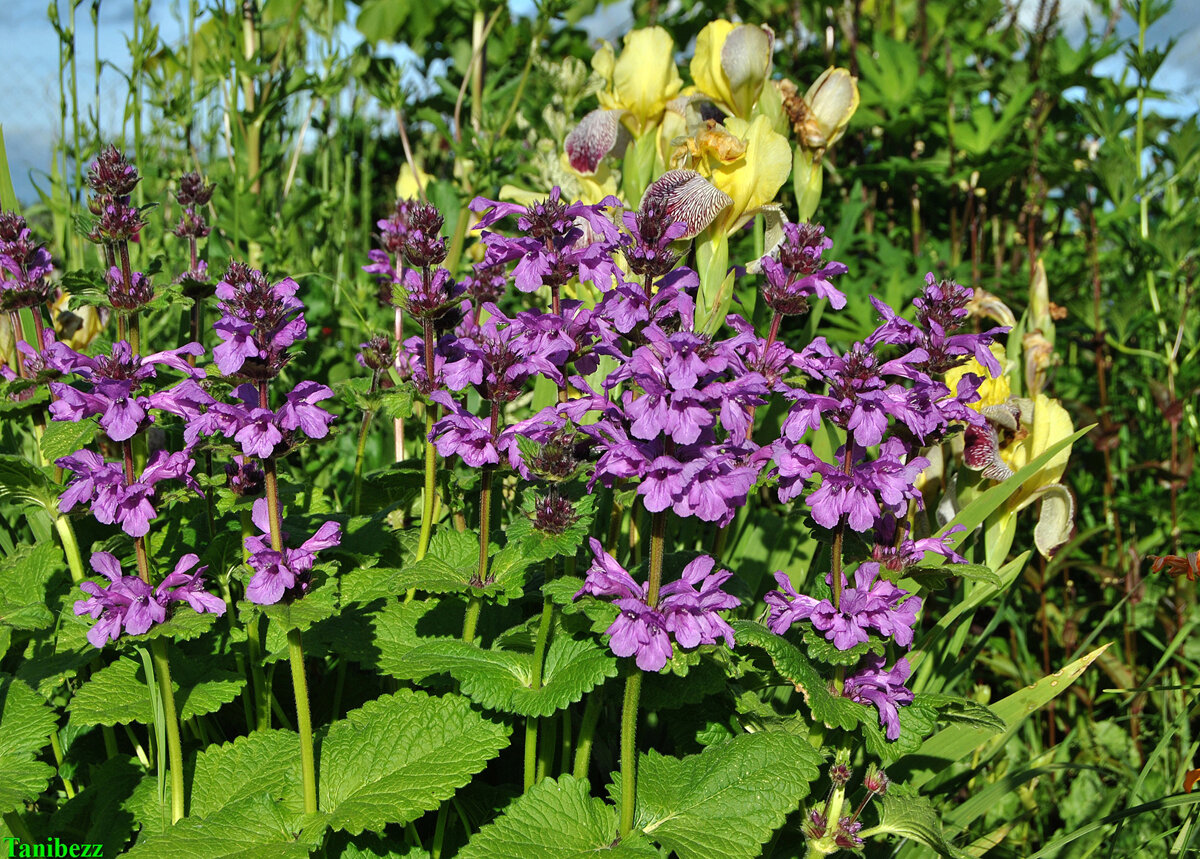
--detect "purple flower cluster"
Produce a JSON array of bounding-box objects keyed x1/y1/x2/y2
[
  {"x1": 212, "y1": 263, "x2": 307, "y2": 379},
  {"x1": 575, "y1": 539, "x2": 738, "y2": 671},
  {"x1": 85, "y1": 146, "x2": 147, "y2": 246},
  {"x1": 756, "y1": 222, "x2": 848, "y2": 315},
  {"x1": 47, "y1": 340, "x2": 204, "y2": 441},
  {"x1": 74, "y1": 552, "x2": 225, "y2": 648},
  {"x1": 242, "y1": 499, "x2": 341, "y2": 605},
  {"x1": 582, "y1": 325, "x2": 768, "y2": 527},
  {"x1": 58, "y1": 449, "x2": 199, "y2": 538},
  {"x1": 0, "y1": 212, "x2": 55, "y2": 312},
  {"x1": 470, "y1": 189, "x2": 622, "y2": 294},
  {"x1": 758, "y1": 274, "x2": 1005, "y2": 740},
  {"x1": 179, "y1": 380, "x2": 335, "y2": 460}
]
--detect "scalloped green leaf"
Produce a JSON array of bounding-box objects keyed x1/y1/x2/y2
[
  {"x1": 190, "y1": 729, "x2": 304, "y2": 819},
  {"x1": 320, "y1": 689, "x2": 511, "y2": 835},
  {"x1": 866, "y1": 793, "x2": 964, "y2": 858},
  {"x1": 0, "y1": 673, "x2": 57, "y2": 814},
  {"x1": 372, "y1": 599, "x2": 460, "y2": 681},
  {"x1": 459, "y1": 775, "x2": 657, "y2": 858},
  {"x1": 729, "y1": 620, "x2": 862, "y2": 731},
  {"x1": 628, "y1": 732, "x2": 822, "y2": 859},
  {"x1": 124, "y1": 792, "x2": 326, "y2": 858},
  {"x1": 504, "y1": 494, "x2": 595, "y2": 563},
  {"x1": 40, "y1": 416, "x2": 100, "y2": 462},
  {"x1": 0, "y1": 540, "x2": 61, "y2": 632},
  {"x1": 405, "y1": 633, "x2": 617, "y2": 716},
  {"x1": 70, "y1": 653, "x2": 247, "y2": 727},
  {"x1": 396, "y1": 529, "x2": 531, "y2": 605}
]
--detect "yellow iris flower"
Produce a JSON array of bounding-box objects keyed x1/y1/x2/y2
[
  {"x1": 690, "y1": 20, "x2": 774, "y2": 120},
  {"x1": 593, "y1": 27, "x2": 683, "y2": 136}
]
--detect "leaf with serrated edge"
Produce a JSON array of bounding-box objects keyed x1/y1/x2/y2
[
  {"x1": 40, "y1": 417, "x2": 100, "y2": 462},
  {"x1": 0, "y1": 541, "x2": 61, "y2": 631},
  {"x1": 459, "y1": 775, "x2": 658, "y2": 859},
  {"x1": 862, "y1": 793, "x2": 963, "y2": 858},
  {"x1": 406, "y1": 634, "x2": 617, "y2": 716},
  {"x1": 190, "y1": 730, "x2": 304, "y2": 819},
  {"x1": 124, "y1": 792, "x2": 325, "y2": 858},
  {"x1": 630, "y1": 732, "x2": 822, "y2": 859},
  {"x1": 320, "y1": 689, "x2": 510, "y2": 834},
  {"x1": 0, "y1": 674, "x2": 57, "y2": 814},
  {"x1": 730, "y1": 620, "x2": 862, "y2": 731}
]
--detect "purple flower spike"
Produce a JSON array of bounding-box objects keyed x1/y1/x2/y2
[
  {"x1": 757, "y1": 222, "x2": 848, "y2": 316},
  {"x1": 213, "y1": 262, "x2": 308, "y2": 379},
  {"x1": 243, "y1": 498, "x2": 342, "y2": 605},
  {"x1": 73, "y1": 550, "x2": 224, "y2": 648},
  {"x1": 659, "y1": 555, "x2": 740, "y2": 648},
  {"x1": 843, "y1": 655, "x2": 914, "y2": 740}
]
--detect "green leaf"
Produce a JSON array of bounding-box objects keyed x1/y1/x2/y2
[
  {"x1": 124, "y1": 792, "x2": 326, "y2": 858},
  {"x1": 190, "y1": 730, "x2": 304, "y2": 819},
  {"x1": 629, "y1": 732, "x2": 822, "y2": 859},
  {"x1": 729, "y1": 620, "x2": 862, "y2": 730},
  {"x1": 49, "y1": 755, "x2": 143, "y2": 856},
  {"x1": 69, "y1": 656, "x2": 152, "y2": 727},
  {"x1": 865, "y1": 793, "x2": 964, "y2": 858},
  {"x1": 112, "y1": 607, "x2": 219, "y2": 647},
  {"x1": 891, "y1": 643, "x2": 1111, "y2": 790},
  {"x1": 0, "y1": 456, "x2": 61, "y2": 515},
  {"x1": 397, "y1": 529, "x2": 531, "y2": 605},
  {"x1": 70, "y1": 653, "x2": 247, "y2": 727},
  {"x1": 801, "y1": 626, "x2": 883, "y2": 666},
  {"x1": 320, "y1": 689, "x2": 511, "y2": 834},
  {"x1": 0, "y1": 125, "x2": 19, "y2": 211},
  {"x1": 404, "y1": 633, "x2": 617, "y2": 717},
  {"x1": 460, "y1": 775, "x2": 657, "y2": 858},
  {"x1": 0, "y1": 541, "x2": 62, "y2": 632},
  {"x1": 0, "y1": 673, "x2": 57, "y2": 814},
  {"x1": 246, "y1": 571, "x2": 339, "y2": 634},
  {"x1": 372, "y1": 599, "x2": 461, "y2": 681},
  {"x1": 40, "y1": 417, "x2": 100, "y2": 462}
]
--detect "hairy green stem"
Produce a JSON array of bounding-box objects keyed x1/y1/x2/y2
[
  {"x1": 416, "y1": 404, "x2": 439, "y2": 562},
  {"x1": 573, "y1": 691, "x2": 602, "y2": 780},
  {"x1": 353, "y1": 407, "x2": 376, "y2": 517},
  {"x1": 524, "y1": 582, "x2": 556, "y2": 789},
  {"x1": 150, "y1": 639, "x2": 186, "y2": 822},
  {"x1": 49, "y1": 729, "x2": 75, "y2": 798},
  {"x1": 288, "y1": 628, "x2": 318, "y2": 814}
]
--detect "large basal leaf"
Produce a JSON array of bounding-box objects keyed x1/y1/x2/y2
[
  {"x1": 190, "y1": 730, "x2": 305, "y2": 820},
  {"x1": 891, "y1": 643, "x2": 1111, "y2": 790},
  {"x1": 0, "y1": 673, "x2": 58, "y2": 814},
  {"x1": 0, "y1": 540, "x2": 62, "y2": 633},
  {"x1": 729, "y1": 620, "x2": 863, "y2": 731},
  {"x1": 459, "y1": 775, "x2": 657, "y2": 858},
  {"x1": 372, "y1": 599, "x2": 461, "y2": 681},
  {"x1": 404, "y1": 633, "x2": 617, "y2": 717},
  {"x1": 320, "y1": 689, "x2": 511, "y2": 835},
  {"x1": 628, "y1": 732, "x2": 823, "y2": 859},
  {"x1": 124, "y1": 792, "x2": 326, "y2": 858},
  {"x1": 69, "y1": 653, "x2": 247, "y2": 727}
]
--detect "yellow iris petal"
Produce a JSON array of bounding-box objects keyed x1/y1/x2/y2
[
  {"x1": 595, "y1": 27, "x2": 682, "y2": 135},
  {"x1": 708, "y1": 115, "x2": 790, "y2": 234}
]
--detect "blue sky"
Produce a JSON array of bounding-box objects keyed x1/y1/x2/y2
[{"x1": 1, "y1": 0, "x2": 1197, "y2": 205}]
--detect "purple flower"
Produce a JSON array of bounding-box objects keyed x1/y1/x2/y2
[
  {"x1": 73, "y1": 551, "x2": 224, "y2": 648},
  {"x1": 470, "y1": 189, "x2": 623, "y2": 293},
  {"x1": 276, "y1": 381, "x2": 336, "y2": 439},
  {"x1": 0, "y1": 212, "x2": 54, "y2": 312},
  {"x1": 428, "y1": 391, "x2": 501, "y2": 467},
  {"x1": 659, "y1": 555, "x2": 740, "y2": 648},
  {"x1": 765, "y1": 564, "x2": 922, "y2": 651},
  {"x1": 243, "y1": 498, "x2": 342, "y2": 605},
  {"x1": 607, "y1": 601, "x2": 675, "y2": 671},
  {"x1": 843, "y1": 655, "x2": 914, "y2": 740},
  {"x1": 756, "y1": 222, "x2": 848, "y2": 315},
  {"x1": 212, "y1": 262, "x2": 307, "y2": 378},
  {"x1": 58, "y1": 449, "x2": 199, "y2": 538}
]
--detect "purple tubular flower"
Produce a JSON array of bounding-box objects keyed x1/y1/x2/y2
[
  {"x1": 212, "y1": 262, "x2": 307, "y2": 379},
  {"x1": 843, "y1": 655, "x2": 914, "y2": 740},
  {"x1": 0, "y1": 212, "x2": 55, "y2": 312},
  {"x1": 607, "y1": 601, "x2": 674, "y2": 671},
  {"x1": 470, "y1": 188, "x2": 623, "y2": 293},
  {"x1": 73, "y1": 551, "x2": 224, "y2": 648},
  {"x1": 428, "y1": 391, "x2": 500, "y2": 467},
  {"x1": 764, "y1": 570, "x2": 819, "y2": 635},
  {"x1": 659, "y1": 555, "x2": 740, "y2": 648},
  {"x1": 244, "y1": 498, "x2": 342, "y2": 605},
  {"x1": 756, "y1": 222, "x2": 848, "y2": 315},
  {"x1": 58, "y1": 449, "x2": 199, "y2": 538},
  {"x1": 276, "y1": 381, "x2": 336, "y2": 438}
]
